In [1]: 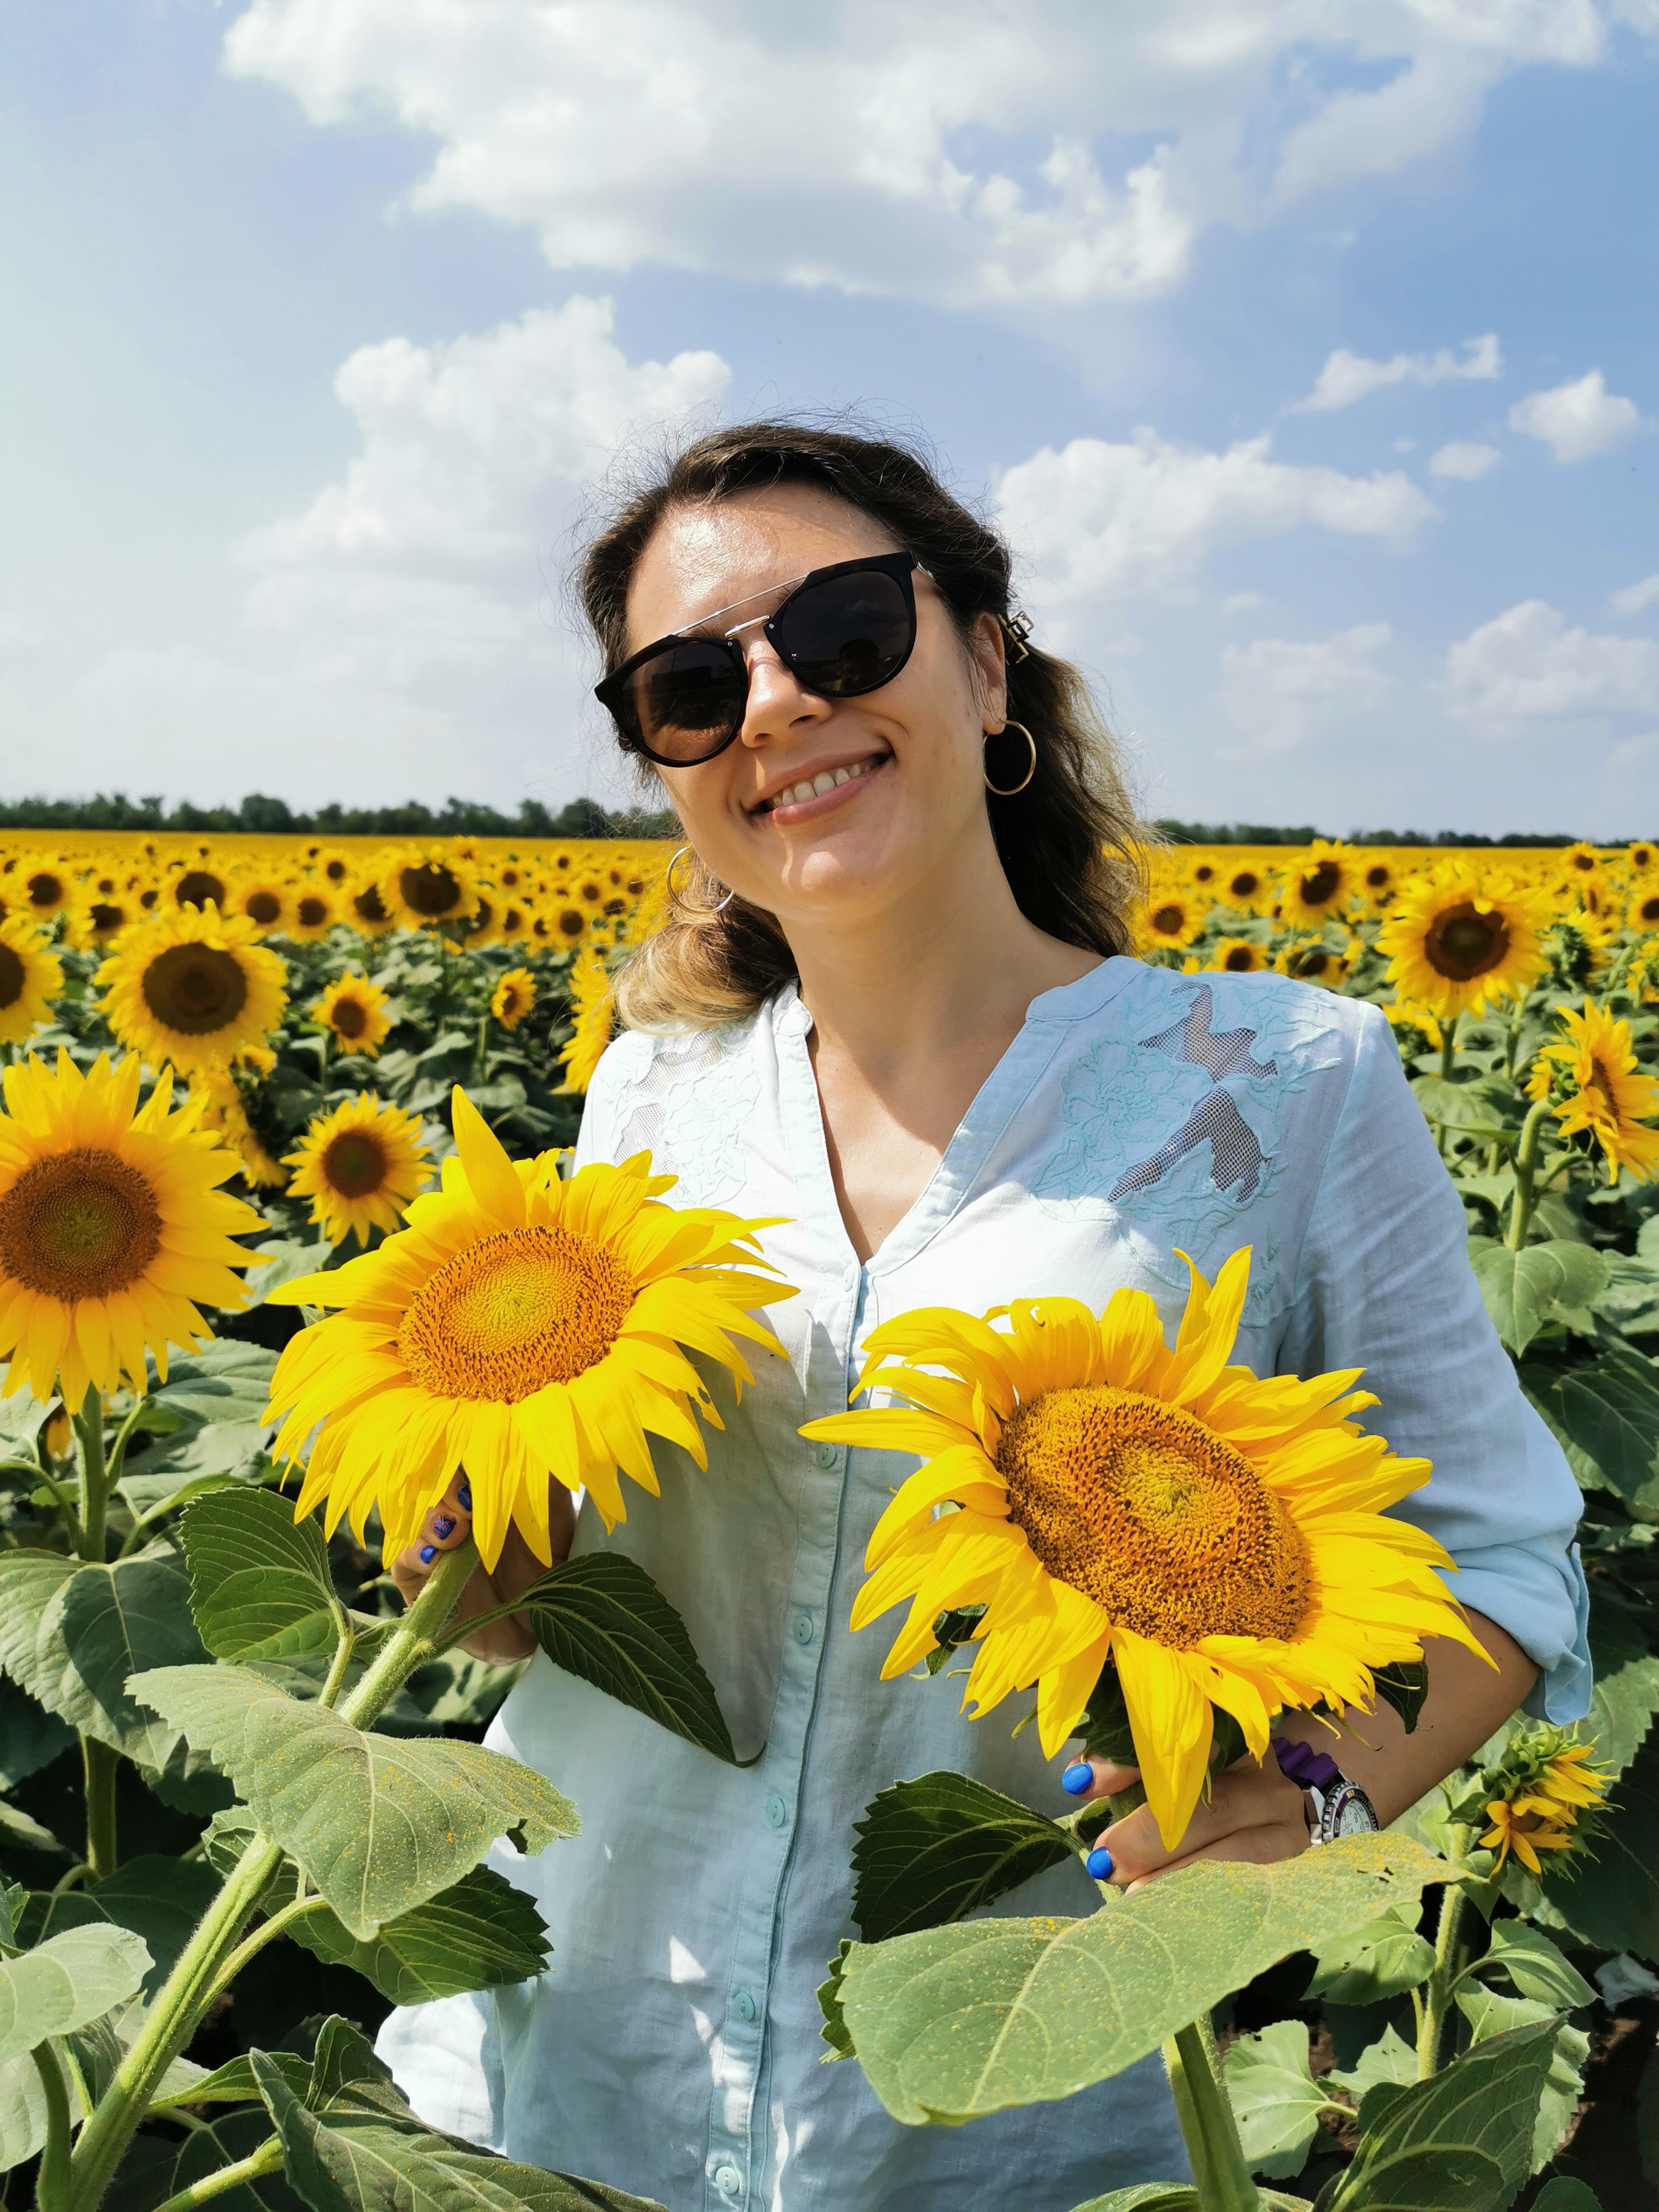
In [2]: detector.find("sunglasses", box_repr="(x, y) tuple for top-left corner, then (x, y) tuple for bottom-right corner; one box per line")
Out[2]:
(594, 549), (928, 766)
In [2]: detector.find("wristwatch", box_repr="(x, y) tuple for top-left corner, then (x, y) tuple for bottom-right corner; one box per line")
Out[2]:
(1272, 1736), (1380, 1845)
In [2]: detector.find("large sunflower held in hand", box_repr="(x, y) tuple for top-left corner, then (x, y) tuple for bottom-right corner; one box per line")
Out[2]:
(804, 1248), (1486, 1850)
(284, 1093), (431, 1246)
(95, 903), (288, 1074)
(0, 1051), (265, 1410)
(264, 1090), (795, 1566)
(1378, 864), (1550, 1022)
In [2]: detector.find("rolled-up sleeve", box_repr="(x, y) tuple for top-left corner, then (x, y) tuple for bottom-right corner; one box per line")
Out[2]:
(1276, 1004), (1592, 1722)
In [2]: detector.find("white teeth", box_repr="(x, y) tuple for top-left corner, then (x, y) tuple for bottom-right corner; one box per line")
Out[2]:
(769, 757), (881, 809)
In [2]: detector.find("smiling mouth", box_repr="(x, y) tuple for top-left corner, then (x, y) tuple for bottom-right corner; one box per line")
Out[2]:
(752, 752), (888, 816)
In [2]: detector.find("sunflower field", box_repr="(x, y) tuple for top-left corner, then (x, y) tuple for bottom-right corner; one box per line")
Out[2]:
(0, 826), (1656, 2212)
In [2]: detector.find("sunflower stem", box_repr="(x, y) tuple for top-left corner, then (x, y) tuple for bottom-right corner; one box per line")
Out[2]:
(64, 1541), (480, 2210)
(32, 2040), (75, 2212)
(337, 1535), (480, 1732)
(146, 2136), (285, 2212)
(1162, 2017), (1259, 2211)
(1504, 1099), (1556, 1252)
(71, 1397), (108, 1562)
(1416, 1846), (1470, 2080)
(63, 1830), (286, 2212)
(473, 1010), (490, 1084)
(81, 1737), (119, 1883)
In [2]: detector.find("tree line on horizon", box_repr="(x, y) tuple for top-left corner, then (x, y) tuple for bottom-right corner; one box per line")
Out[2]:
(0, 789), (1609, 846)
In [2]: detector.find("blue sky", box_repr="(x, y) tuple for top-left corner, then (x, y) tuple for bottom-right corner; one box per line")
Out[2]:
(2, 1), (1656, 835)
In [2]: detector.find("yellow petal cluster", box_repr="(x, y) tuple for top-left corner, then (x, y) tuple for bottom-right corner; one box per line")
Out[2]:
(1527, 997), (1659, 1185)
(264, 1088), (794, 1566)
(0, 1050), (265, 1410)
(283, 1093), (432, 1247)
(805, 1248), (1487, 1851)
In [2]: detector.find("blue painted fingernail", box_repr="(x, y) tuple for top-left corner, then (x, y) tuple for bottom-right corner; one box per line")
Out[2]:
(1085, 1846), (1114, 1881)
(418, 1544), (435, 1564)
(457, 1480), (472, 1510)
(1062, 1761), (1094, 1795)
(430, 1515), (456, 1539)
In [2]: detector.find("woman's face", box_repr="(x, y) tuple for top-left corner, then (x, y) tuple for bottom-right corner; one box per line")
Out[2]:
(621, 483), (1006, 931)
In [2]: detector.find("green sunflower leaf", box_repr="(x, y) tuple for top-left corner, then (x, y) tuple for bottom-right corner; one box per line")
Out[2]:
(181, 1486), (339, 1662)
(1221, 2018), (1332, 2180)
(850, 1771), (1078, 1941)
(516, 1551), (738, 1765)
(1476, 1921), (1595, 2010)
(1305, 1902), (1435, 2007)
(0, 1923), (151, 2065)
(246, 2018), (664, 2210)
(16, 1854), (220, 1999)
(287, 1863), (552, 2006)
(839, 1834), (1454, 2125)
(1372, 1660), (1429, 1735)
(1470, 1241), (1611, 1356)
(817, 1940), (855, 2062)
(1321, 2016), (1560, 2211)
(132, 1662), (578, 1940)
(1552, 1349), (1659, 1501)
(0, 1546), (209, 1770)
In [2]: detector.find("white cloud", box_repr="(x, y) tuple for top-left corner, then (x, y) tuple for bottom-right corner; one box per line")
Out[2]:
(1508, 370), (1646, 462)
(1445, 599), (1659, 726)
(1219, 623), (1392, 757)
(70, 298), (731, 809)
(221, 2), (1623, 308)
(1612, 574), (1659, 615)
(1222, 591), (1266, 614)
(1430, 440), (1502, 480)
(993, 429), (1433, 610)
(1290, 333), (1501, 413)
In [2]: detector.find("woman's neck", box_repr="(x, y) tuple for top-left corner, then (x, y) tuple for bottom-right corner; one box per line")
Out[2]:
(788, 850), (1101, 1091)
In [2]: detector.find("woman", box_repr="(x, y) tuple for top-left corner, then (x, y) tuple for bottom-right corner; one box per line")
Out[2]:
(379, 423), (1589, 2210)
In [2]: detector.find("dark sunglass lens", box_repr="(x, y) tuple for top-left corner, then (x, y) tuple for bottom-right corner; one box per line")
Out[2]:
(625, 640), (745, 759)
(778, 569), (911, 697)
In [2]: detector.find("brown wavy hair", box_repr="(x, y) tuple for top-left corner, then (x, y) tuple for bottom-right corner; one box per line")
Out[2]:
(577, 421), (1144, 1031)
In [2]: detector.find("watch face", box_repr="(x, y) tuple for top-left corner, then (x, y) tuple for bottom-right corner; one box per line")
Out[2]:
(1324, 1784), (1380, 1840)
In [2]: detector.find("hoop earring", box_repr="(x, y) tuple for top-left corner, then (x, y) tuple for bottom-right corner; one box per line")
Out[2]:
(984, 721), (1036, 797)
(665, 844), (735, 913)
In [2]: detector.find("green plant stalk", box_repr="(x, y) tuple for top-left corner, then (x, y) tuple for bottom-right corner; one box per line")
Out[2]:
(1504, 1098), (1556, 1252)
(1162, 2018), (1259, 2212)
(72, 1400), (121, 1882)
(62, 1536), (481, 2211)
(80, 1738), (119, 1885)
(1416, 1846), (1470, 2080)
(71, 1398), (108, 1563)
(32, 2041), (75, 2212)
(148, 2136), (284, 2212)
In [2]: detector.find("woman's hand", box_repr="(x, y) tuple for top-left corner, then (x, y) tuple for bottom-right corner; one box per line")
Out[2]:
(1058, 1752), (1310, 1892)
(389, 1475), (577, 1664)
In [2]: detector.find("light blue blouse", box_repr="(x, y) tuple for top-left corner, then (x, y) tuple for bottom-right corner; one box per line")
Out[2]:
(377, 959), (1591, 2212)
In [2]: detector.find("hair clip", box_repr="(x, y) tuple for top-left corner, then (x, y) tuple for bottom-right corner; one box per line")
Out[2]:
(1002, 610), (1034, 663)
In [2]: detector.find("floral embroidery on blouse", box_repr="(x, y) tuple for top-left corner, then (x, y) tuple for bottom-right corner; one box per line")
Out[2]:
(611, 1023), (763, 1207)
(1033, 973), (1345, 1322)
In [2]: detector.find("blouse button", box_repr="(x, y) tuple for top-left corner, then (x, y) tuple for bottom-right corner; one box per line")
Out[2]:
(714, 2162), (742, 2199)
(814, 1441), (839, 1469)
(731, 1988), (757, 2023)
(792, 1613), (814, 1646)
(766, 1794), (789, 1830)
